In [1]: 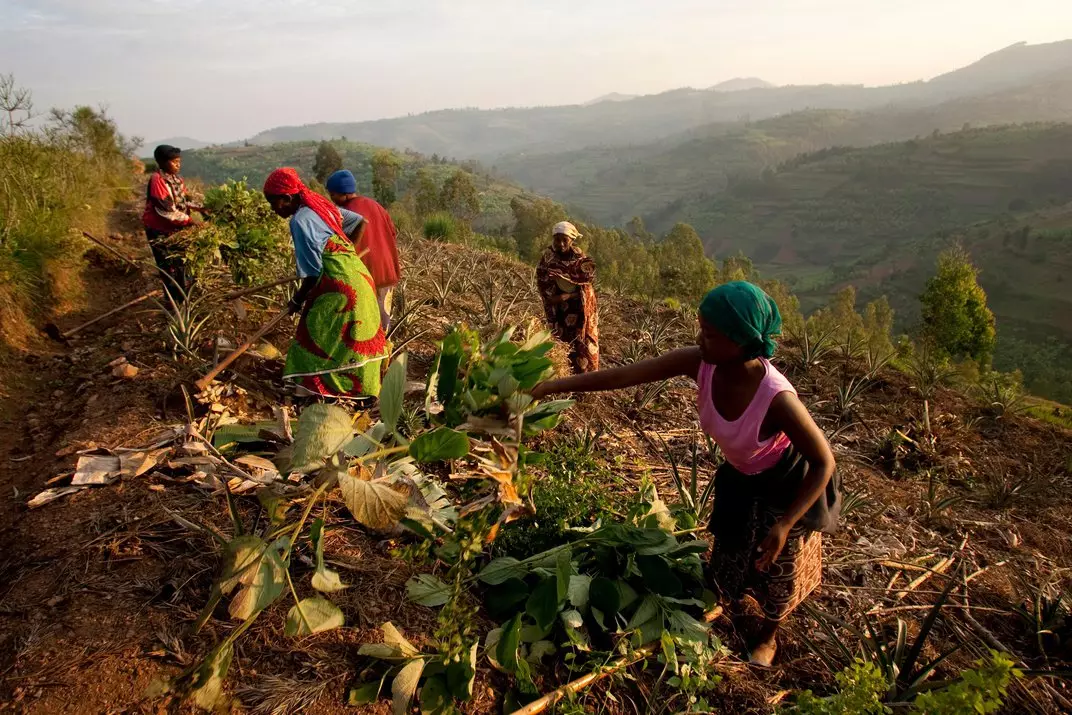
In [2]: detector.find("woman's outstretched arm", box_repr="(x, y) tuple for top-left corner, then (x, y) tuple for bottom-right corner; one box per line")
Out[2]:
(532, 346), (702, 398)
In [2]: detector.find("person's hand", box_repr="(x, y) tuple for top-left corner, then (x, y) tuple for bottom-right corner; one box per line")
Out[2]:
(754, 521), (791, 572)
(287, 297), (304, 315)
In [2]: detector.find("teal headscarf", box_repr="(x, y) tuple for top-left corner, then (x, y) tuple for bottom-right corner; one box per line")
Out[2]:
(698, 281), (782, 359)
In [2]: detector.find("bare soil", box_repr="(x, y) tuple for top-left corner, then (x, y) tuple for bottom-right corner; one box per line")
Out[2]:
(1, 203), (1071, 714)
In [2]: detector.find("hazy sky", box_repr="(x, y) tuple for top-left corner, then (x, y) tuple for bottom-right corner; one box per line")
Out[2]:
(2, 0), (1070, 143)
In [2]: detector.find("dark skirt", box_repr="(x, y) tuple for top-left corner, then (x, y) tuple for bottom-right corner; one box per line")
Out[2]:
(706, 445), (838, 621)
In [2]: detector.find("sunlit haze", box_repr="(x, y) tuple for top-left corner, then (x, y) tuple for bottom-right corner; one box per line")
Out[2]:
(2, 0), (1071, 143)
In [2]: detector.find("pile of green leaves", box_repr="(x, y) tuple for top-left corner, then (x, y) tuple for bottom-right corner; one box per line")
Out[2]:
(168, 179), (291, 286)
(155, 325), (571, 711)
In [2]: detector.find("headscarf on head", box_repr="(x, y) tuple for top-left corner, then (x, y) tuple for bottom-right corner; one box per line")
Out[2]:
(699, 281), (782, 359)
(325, 170), (358, 195)
(552, 221), (582, 240)
(153, 144), (181, 167)
(264, 167), (347, 240)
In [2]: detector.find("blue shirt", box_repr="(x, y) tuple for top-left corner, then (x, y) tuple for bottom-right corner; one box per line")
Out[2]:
(290, 206), (363, 278)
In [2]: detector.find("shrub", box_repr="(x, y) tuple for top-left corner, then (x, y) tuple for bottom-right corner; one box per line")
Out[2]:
(423, 212), (458, 242)
(492, 435), (624, 558)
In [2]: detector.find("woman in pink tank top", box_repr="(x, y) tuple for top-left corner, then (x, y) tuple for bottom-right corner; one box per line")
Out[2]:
(533, 281), (838, 667)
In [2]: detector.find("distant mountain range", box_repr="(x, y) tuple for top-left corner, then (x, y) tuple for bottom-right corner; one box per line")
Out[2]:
(234, 40), (1072, 160)
(137, 136), (215, 156)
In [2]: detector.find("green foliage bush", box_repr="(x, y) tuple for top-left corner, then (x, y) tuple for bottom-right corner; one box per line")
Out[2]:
(492, 436), (624, 558)
(423, 212), (458, 242)
(782, 652), (1021, 715)
(169, 179), (290, 286)
(919, 246), (996, 364)
(0, 76), (136, 344)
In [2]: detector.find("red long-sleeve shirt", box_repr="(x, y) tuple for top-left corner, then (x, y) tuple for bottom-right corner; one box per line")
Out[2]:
(339, 196), (401, 289)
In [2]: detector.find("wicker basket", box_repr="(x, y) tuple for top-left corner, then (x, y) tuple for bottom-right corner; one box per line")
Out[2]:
(786, 531), (823, 613)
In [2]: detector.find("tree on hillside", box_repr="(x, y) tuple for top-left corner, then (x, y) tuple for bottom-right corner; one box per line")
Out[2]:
(440, 169), (480, 229)
(654, 223), (716, 304)
(371, 149), (402, 206)
(511, 196), (567, 262)
(413, 168), (441, 218)
(863, 296), (896, 362)
(626, 216), (653, 243)
(919, 245), (996, 363)
(312, 141), (342, 184)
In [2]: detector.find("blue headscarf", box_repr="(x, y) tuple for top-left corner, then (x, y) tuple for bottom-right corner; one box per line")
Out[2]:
(699, 281), (782, 359)
(325, 170), (358, 195)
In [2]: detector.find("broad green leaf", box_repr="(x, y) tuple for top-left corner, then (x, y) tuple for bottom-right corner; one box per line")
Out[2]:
(344, 422), (387, 457)
(257, 490), (288, 526)
(392, 658), (426, 715)
(338, 469), (408, 531)
(445, 657), (475, 700)
(188, 641), (234, 710)
(589, 576), (622, 616)
(407, 574), (451, 607)
(496, 373), (520, 398)
(561, 609), (584, 629)
(435, 332), (463, 406)
(219, 535), (268, 593)
(409, 427), (469, 463)
(358, 643), (408, 660)
(555, 548), (572, 603)
(484, 627), (504, 670)
(496, 613), (523, 674)
(383, 622), (421, 657)
(311, 567), (346, 593)
(284, 597), (345, 636)
(568, 575), (592, 610)
(626, 595), (661, 631)
(661, 632), (679, 674)
(520, 623), (552, 643)
(523, 399), (574, 422)
(228, 543), (285, 620)
(668, 540), (711, 557)
(380, 354), (407, 432)
(479, 556), (527, 585)
(525, 576), (561, 631)
(636, 555), (683, 596)
(485, 578), (531, 620)
(667, 609), (709, 643)
(419, 674), (452, 714)
(291, 404), (354, 472)
(348, 678), (385, 705)
(526, 640), (556, 664)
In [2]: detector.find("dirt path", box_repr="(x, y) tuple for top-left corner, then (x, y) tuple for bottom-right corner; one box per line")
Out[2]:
(0, 206), (187, 712)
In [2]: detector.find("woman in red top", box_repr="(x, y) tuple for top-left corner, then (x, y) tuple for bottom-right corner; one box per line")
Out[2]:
(142, 145), (207, 302)
(326, 170), (401, 329)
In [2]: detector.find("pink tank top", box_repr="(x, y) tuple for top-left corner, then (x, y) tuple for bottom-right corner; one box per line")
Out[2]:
(696, 358), (796, 475)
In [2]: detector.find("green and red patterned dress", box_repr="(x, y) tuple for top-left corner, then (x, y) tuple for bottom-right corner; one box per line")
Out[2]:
(283, 208), (388, 398)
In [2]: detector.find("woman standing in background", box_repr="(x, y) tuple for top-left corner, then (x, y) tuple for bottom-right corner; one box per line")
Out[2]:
(262, 167), (387, 401)
(536, 221), (599, 373)
(326, 169), (401, 330)
(142, 144), (206, 302)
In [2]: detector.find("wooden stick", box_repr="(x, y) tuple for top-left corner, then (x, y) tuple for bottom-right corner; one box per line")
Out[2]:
(194, 309), (290, 391)
(220, 277), (299, 302)
(894, 556), (953, 601)
(507, 606), (723, 715)
(56, 289), (162, 339)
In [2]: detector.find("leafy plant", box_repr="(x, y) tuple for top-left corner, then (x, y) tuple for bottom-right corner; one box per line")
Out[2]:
(802, 574), (962, 704)
(161, 285), (214, 361)
(905, 339), (957, 401)
(1010, 575), (1068, 656)
(660, 435), (720, 529)
(790, 319), (838, 374)
(920, 470), (962, 524)
(834, 373), (874, 426)
(840, 488), (875, 519)
(973, 370), (1029, 420)
(152, 325), (571, 711)
(423, 212), (458, 242)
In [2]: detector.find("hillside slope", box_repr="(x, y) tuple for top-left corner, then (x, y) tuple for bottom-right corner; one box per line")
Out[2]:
(659, 124), (1072, 347)
(244, 40), (1072, 160)
(496, 71), (1072, 223)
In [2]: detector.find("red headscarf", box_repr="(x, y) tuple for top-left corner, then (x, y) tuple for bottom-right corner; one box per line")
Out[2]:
(263, 167), (347, 239)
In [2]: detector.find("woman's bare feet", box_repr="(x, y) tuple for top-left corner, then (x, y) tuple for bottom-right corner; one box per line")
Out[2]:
(748, 635), (777, 667)
(748, 618), (780, 667)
